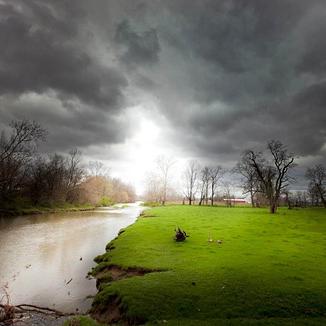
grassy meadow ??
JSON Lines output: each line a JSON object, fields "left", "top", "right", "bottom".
{"left": 90, "top": 205, "right": 326, "bottom": 325}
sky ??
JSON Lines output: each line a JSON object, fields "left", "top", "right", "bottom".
{"left": 0, "top": 0, "right": 326, "bottom": 195}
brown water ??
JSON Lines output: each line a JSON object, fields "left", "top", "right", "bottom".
{"left": 0, "top": 203, "right": 143, "bottom": 313}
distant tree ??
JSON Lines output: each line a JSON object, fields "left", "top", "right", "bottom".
{"left": 88, "top": 160, "right": 110, "bottom": 177}
{"left": 144, "top": 172, "right": 161, "bottom": 203}
{"left": 184, "top": 160, "right": 199, "bottom": 205}
{"left": 43, "top": 153, "right": 67, "bottom": 203}
{"left": 243, "top": 140, "right": 296, "bottom": 214}
{"left": 28, "top": 157, "right": 48, "bottom": 204}
{"left": 209, "top": 166, "right": 223, "bottom": 206}
{"left": 79, "top": 175, "right": 135, "bottom": 205}
{"left": 0, "top": 120, "right": 46, "bottom": 201}
{"left": 0, "top": 120, "right": 135, "bottom": 209}
{"left": 307, "top": 183, "right": 320, "bottom": 206}
{"left": 293, "top": 191, "right": 307, "bottom": 208}
{"left": 234, "top": 154, "right": 259, "bottom": 207}
{"left": 143, "top": 156, "right": 175, "bottom": 204}
{"left": 198, "top": 166, "right": 210, "bottom": 205}
{"left": 306, "top": 165, "right": 326, "bottom": 207}
{"left": 156, "top": 156, "right": 175, "bottom": 205}
{"left": 65, "top": 149, "right": 84, "bottom": 202}
{"left": 223, "top": 182, "right": 234, "bottom": 207}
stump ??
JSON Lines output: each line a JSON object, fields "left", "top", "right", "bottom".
{"left": 174, "top": 227, "right": 189, "bottom": 242}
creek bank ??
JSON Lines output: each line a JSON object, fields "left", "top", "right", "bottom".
{"left": 91, "top": 264, "right": 161, "bottom": 325}
{"left": 0, "top": 205, "right": 95, "bottom": 218}
{"left": 89, "top": 210, "right": 164, "bottom": 325}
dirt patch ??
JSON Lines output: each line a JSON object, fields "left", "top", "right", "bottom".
{"left": 95, "top": 264, "right": 161, "bottom": 289}
{"left": 109, "top": 265, "right": 155, "bottom": 281}
{"left": 91, "top": 294, "right": 146, "bottom": 326}
{"left": 92, "top": 265, "right": 163, "bottom": 325}
{"left": 139, "top": 212, "right": 156, "bottom": 218}
{"left": 91, "top": 295, "right": 122, "bottom": 325}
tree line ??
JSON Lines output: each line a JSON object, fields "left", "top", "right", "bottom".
{"left": 0, "top": 120, "right": 135, "bottom": 212}
{"left": 144, "top": 140, "right": 326, "bottom": 214}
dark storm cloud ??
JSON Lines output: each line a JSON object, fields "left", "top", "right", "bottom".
{"left": 0, "top": 93, "right": 129, "bottom": 152}
{"left": 136, "top": 0, "right": 326, "bottom": 166}
{"left": 1, "top": 0, "right": 326, "bottom": 180}
{"left": 114, "top": 20, "right": 160, "bottom": 67}
{"left": 0, "top": 1, "right": 127, "bottom": 109}
{"left": 0, "top": 0, "right": 132, "bottom": 154}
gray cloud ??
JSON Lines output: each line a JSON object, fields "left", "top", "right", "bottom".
{"left": 0, "top": 0, "right": 325, "bottom": 187}
{"left": 143, "top": 0, "right": 326, "bottom": 163}
{"left": 0, "top": 0, "right": 133, "bottom": 155}
{"left": 114, "top": 20, "right": 160, "bottom": 67}
{"left": 0, "top": 1, "right": 127, "bottom": 109}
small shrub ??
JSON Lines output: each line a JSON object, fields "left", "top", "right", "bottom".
{"left": 142, "top": 201, "right": 161, "bottom": 207}
{"left": 98, "top": 196, "right": 114, "bottom": 207}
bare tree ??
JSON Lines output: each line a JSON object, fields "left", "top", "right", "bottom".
{"left": 65, "top": 149, "right": 84, "bottom": 202}
{"left": 234, "top": 153, "right": 260, "bottom": 207}
{"left": 306, "top": 165, "right": 326, "bottom": 207}
{"left": 0, "top": 120, "right": 46, "bottom": 162}
{"left": 223, "top": 182, "right": 234, "bottom": 207}
{"left": 156, "top": 156, "right": 175, "bottom": 205}
{"left": 0, "top": 120, "right": 136, "bottom": 209}
{"left": 244, "top": 140, "right": 295, "bottom": 214}
{"left": 0, "top": 120, "right": 46, "bottom": 201}
{"left": 184, "top": 160, "right": 199, "bottom": 205}
{"left": 198, "top": 166, "right": 210, "bottom": 205}
{"left": 209, "top": 166, "right": 223, "bottom": 206}
{"left": 144, "top": 171, "right": 162, "bottom": 203}
{"left": 88, "top": 160, "right": 110, "bottom": 177}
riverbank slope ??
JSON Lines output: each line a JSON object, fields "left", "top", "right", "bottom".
{"left": 0, "top": 203, "right": 95, "bottom": 217}
{"left": 89, "top": 205, "right": 326, "bottom": 325}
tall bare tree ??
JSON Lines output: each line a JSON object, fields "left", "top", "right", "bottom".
{"left": 198, "top": 166, "right": 210, "bottom": 205}
{"left": 223, "top": 182, "right": 234, "bottom": 207}
{"left": 209, "top": 166, "right": 223, "bottom": 206}
{"left": 244, "top": 140, "right": 295, "bottom": 214}
{"left": 144, "top": 172, "right": 162, "bottom": 203}
{"left": 306, "top": 164, "right": 326, "bottom": 207}
{"left": 234, "top": 154, "right": 259, "bottom": 207}
{"left": 184, "top": 160, "right": 199, "bottom": 205}
{"left": 156, "top": 156, "right": 175, "bottom": 205}
{"left": 65, "top": 149, "right": 84, "bottom": 202}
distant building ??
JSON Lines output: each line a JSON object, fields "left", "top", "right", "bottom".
{"left": 223, "top": 198, "right": 248, "bottom": 204}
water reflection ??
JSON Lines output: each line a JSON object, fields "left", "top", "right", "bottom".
{"left": 0, "top": 203, "right": 143, "bottom": 313}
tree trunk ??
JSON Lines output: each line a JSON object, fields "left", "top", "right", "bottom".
{"left": 270, "top": 199, "right": 277, "bottom": 214}
{"left": 322, "top": 197, "right": 326, "bottom": 208}
{"left": 250, "top": 190, "right": 255, "bottom": 207}
{"left": 320, "top": 193, "right": 326, "bottom": 208}
{"left": 205, "top": 185, "right": 209, "bottom": 205}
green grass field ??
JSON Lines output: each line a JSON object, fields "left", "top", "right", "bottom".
{"left": 91, "top": 205, "right": 326, "bottom": 325}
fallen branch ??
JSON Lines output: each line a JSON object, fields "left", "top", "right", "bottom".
{"left": 15, "top": 304, "right": 75, "bottom": 316}
{"left": 0, "top": 302, "right": 76, "bottom": 324}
